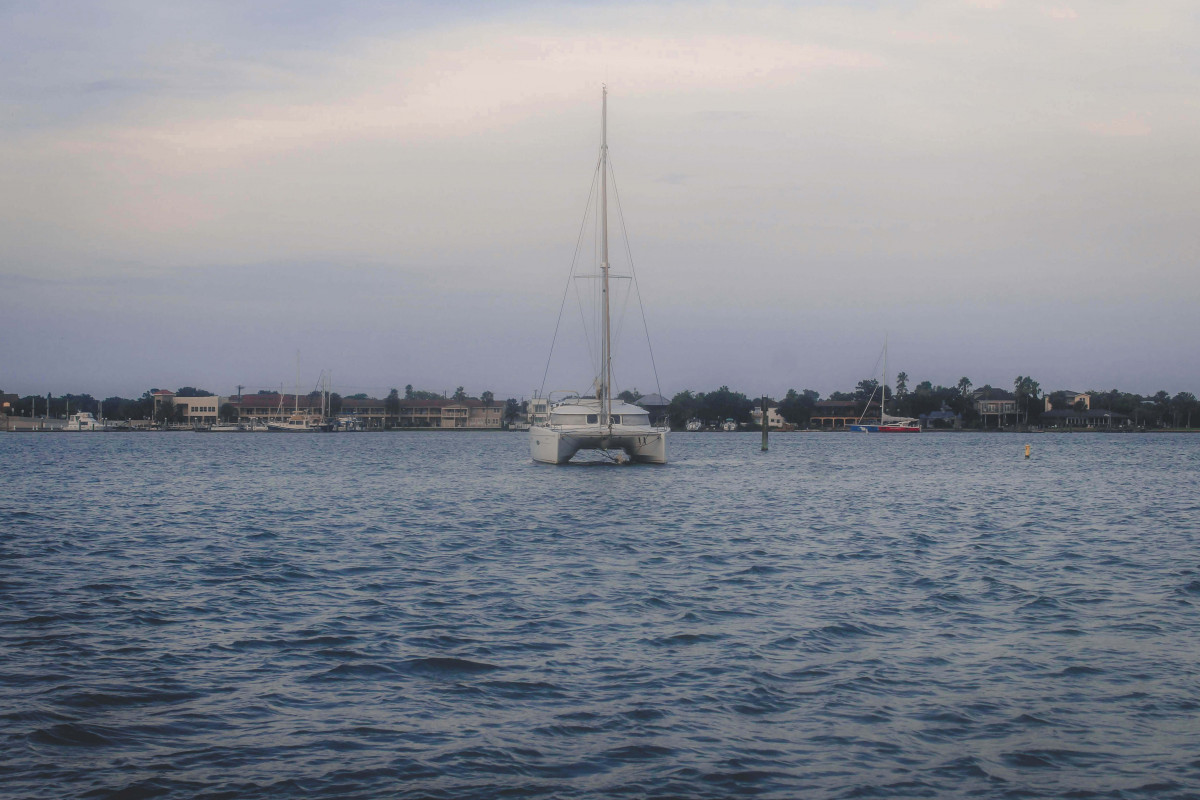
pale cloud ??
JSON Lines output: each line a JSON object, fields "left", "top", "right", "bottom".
{"left": 1086, "top": 113, "right": 1152, "bottom": 136}
{"left": 889, "top": 29, "right": 969, "bottom": 45}
{"left": 49, "top": 31, "right": 885, "bottom": 160}
{"left": 2, "top": 22, "right": 888, "bottom": 271}
{"left": 2, "top": 1, "right": 1199, "bottom": 397}
{"left": 1041, "top": 6, "right": 1079, "bottom": 20}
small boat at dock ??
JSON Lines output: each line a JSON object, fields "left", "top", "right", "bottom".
{"left": 63, "top": 412, "right": 105, "bottom": 431}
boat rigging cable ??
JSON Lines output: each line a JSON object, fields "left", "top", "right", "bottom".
{"left": 608, "top": 158, "right": 664, "bottom": 403}
{"left": 538, "top": 123, "right": 665, "bottom": 406}
{"left": 856, "top": 339, "right": 889, "bottom": 424}
{"left": 540, "top": 154, "right": 602, "bottom": 398}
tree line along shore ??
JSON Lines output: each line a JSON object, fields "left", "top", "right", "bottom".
{"left": 4, "top": 376, "right": 1198, "bottom": 431}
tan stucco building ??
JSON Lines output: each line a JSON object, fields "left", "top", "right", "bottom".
{"left": 174, "top": 395, "right": 224, "bottom": 424}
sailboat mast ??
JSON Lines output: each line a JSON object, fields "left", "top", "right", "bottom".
{"left": 600, "top": 85, "right": 612, "bottom": 427}
{"left": 882, "top": 335, "right": 888, "bottom": 420}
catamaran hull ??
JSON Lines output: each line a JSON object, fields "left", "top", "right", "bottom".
{"left": 530, "top": 426, "right": 667, "bottom": 464}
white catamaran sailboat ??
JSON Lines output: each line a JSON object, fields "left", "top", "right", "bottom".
{"left": 850, "top": 338, "right": 920, "bottom": 433}
{"left": 530, "top": 87, "right": 668, "bottom": 465}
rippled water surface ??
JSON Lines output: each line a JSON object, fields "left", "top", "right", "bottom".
{"left": 3, "top": 432, "right": 1200, "bottom": 799}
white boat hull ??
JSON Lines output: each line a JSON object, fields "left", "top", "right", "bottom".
{"left": 64, "top": 413, "right": 105, "bottom": 431}
{"left": 530, "top": 425, "right": 667, "bottom": 464}
{"left": 266, "top": 420, "right": 321, "bottom": 432}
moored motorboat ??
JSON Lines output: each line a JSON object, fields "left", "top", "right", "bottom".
{"left": 63, "top": 412, "right": 105, "bottom": 431}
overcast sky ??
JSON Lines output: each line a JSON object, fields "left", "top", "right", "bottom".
{"left": 2, "top": 1, "right": 1197, "bottom": 401}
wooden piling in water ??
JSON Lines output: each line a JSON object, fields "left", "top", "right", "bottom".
{"left": 762, "top": 396, "right": 769, "bottom": 452}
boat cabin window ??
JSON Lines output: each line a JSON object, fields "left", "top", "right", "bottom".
{"left": 609, "top": 415, "right": 620, "bottom": 424}
{"left": 586, "top": 414, "right": 598, "bottom": 424}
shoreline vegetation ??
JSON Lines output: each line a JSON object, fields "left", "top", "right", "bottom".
{"left": 3, "top": 376, "right": 1197, "bottom": 432}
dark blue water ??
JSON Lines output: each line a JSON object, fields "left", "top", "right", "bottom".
{"left": 3, "top": 432, "right": 1199, "bottom": 799}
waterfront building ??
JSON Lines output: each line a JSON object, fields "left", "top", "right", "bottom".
{"left": 1041, "top": 408, "right": 1129, "bottom": 428}
{"left": 635, "top": 393, "right": 671, "bottom": 427}
{"left": 1045, "top": 390, "right": 1091, "bottom": 412}
{"left": 397, "top": 398, "right": 502, "bottom": 429}
{"left": 173, "top": 396, "right": 224, "bottom": 425}
{"left": 919, "top": 407, "right": 962, "bottom": 429}
{"left": 235, "top": 394, "right": 503, "bottom": 429}
{"left": 972, "top": 388, "right": 1018, "bottom": 427}
{"left": 340, "top": 397, "right": 387, "bottom": 429}
{"left": 810, "top": 399, "right": 862, "bottom": 430}
{"left": 749, "top": 404, "right": 789, "bottom": 430}
{"left": 233, "top": 393, "right": 324, "bottom": 424}
{"left": 151, "top": 390, "right": 176, "bottom": 417}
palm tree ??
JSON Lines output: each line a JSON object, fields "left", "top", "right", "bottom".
{"left": 1013, "top": 376, "right": 1041, "bottom": 425}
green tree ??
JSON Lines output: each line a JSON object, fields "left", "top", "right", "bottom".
{"left": 155, "top": 397, "right": 178, "bottom": 424}
{"left": 1172, "top": 392, "right": 1197, "bottom": 428}
{"left": 1013, "top": 376, "right": 1041, "bottom": 425}
{"left": 59, "top": 393, "right": 99, "bottom": 415}
{"left": 617, "top": 389, "right": 639, "bottom": 403}
{"left": 405, "top": 384, "right": 415, "bottom": 400}
{"left": 1153, "top": 390, "right": 1170, "bottom": 422}
{"left": 777, "top": 388, "right": 819, "bottom": 427}
{"left": 668, "top": 390, "right": 700, "bottom": 430}
{"left": 219, "top": 403, "right": 239, "bottom": 422}
{"left": 175, "top": 387, "right": 211, "bottom": 397}
{"left": 504, "top": 398, "right": 522, "bottom": 424}
{"left": 453, "top": 386, "right": 467, "bottom": 401}
{"left": 699, "top": 386, "right": 754, "bottom": 424}
{"left": 101, "top": 395, "right": 145, "bottom": 420}
{"left": 895, "top": 372, "right": 908, "bottom": 400}
{"left": 385, "top": 388, "right": 400, "bottom": 427}
{"left": 855, "top": 378, "right": 880, "bottom": 401}
{"left": 907, "top": 381, "right": 948, "bottom": 418}
{"left": 956, "top": 377, "right": 973, "bottom": 398}
{"left": 481, "top": 390, "right": 494, "bottom": 406}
